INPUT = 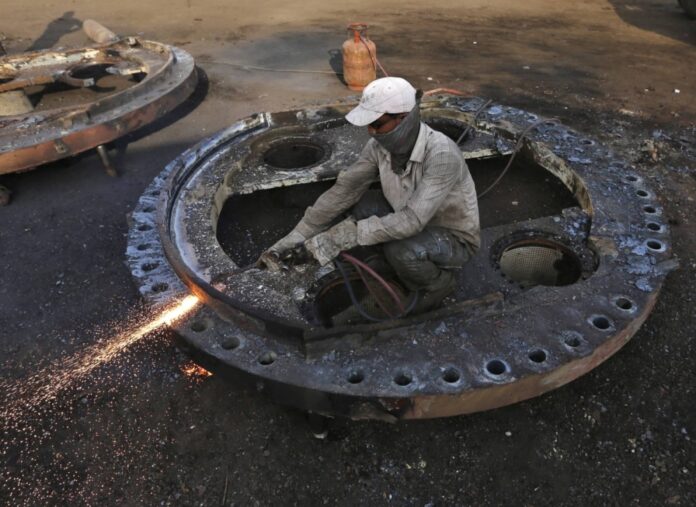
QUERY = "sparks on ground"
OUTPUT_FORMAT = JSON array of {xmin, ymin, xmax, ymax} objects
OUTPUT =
[
  {"xmin": 0, "ymin": 294, "xmax": 200, "ymax": 425},
  {"xmin": 180, "ymin": 361, "xmax": 214, "ymax": 380}
]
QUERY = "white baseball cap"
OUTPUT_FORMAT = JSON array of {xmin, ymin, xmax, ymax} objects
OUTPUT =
[{"xmin": 345, "ymin": 77, "xmax": 417, "ymax": 126}]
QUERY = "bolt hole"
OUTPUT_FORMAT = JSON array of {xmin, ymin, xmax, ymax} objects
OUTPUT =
[
  {"xmin": 615, "ymin": 297, "xmax": 634, "ymax": 311},
  {"xmin": 348, "ymin": 371, "xmax": 364, "ymax": 384},
  {"xmin": 137, "ymin": 224, "xmax": 153, "ymax": 231},
  {"xmin": 581, "ymin": 138, "xmax": 594, "ymax": 145},
  {"xmin": 151, "ymin": 283, "xmax": 168, "ymax": 293},
  {"xmin": 591, "ymin": 315, "xmax": 612, "ymax": 331},
  {"xmin": 565, "ymin": 335, "xmax": 581, "ymax": 348},
  {"xmin": 258, "ymin": 351, "xmax": 277, "ymax": 365},
  {"xmin": 544, "ymin": 121, "xmax": 556, "ymax": 127},
  {"xmin": 142, "ymin": 206, "xmax": 155, "ymax": 213},
  {"xmin": 644, "ymin": 205, "xmax": 657, "ymax": 214},
  {"xmin": 263, "ymin": 138, "xmax": 327, "ymax": 170},
  {"xmin": 625, "ymin": 175, "xmax": 639, "ymax": 182},
  {"xmin": 646, "ymin": 240, "xmax": 664, "ymax": 251},
  {"xmin": 636, "ymin": 189, "xmax": 649, "ymax": 198},
  {"xmin": 191, "ymin": 321, "xmax": 207, "ymax": 332},
  {"xmin": 136, "ymin": 243, "xmax": 150, "ymax": 251},
  {"xmin": 528, "ymin": 349, "xmax": 547, "ymax": 363},
  {"xmin": 394, "ymin": 373, "xmax": 412, "ymax": 386},
  {"xmin": 646, "ymin": 222, "xmax": 662, "ymax": 232},
  {"xmin": 486, "ymin": 359, "xmax": 507, "ymax": 376},
  {"xmin": 442, "ymin": 368, "xmax": 461, "ymax": 383},
  {"xmin": 220, "ymin": 336, "xmax": 240, "ymax": 350},
  {"xmin": 141, "ymin": 262, "xmax": 158, "ymax": 272}
]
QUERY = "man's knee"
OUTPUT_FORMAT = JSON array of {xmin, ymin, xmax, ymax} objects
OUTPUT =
[{"xmin": 383, "ymin": 237, "xmax": 425, "ymax": 270}]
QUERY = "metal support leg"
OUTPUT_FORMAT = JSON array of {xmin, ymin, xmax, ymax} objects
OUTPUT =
[
  {"xmin": 96, "ymin": 144, "xmax": 117, "ymax": 177},
  {"xmin": 0, "ymin": 183, "xmax": 11, "ymax": 206},
  {"xmin": 307, "ymin": 412, "xmax": 329, "ymax": 439}
]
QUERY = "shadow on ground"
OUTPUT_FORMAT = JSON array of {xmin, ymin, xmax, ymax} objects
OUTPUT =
[
  {"xmin": 608, "ymin": 0, "xmax": 696, "ymax": 44},
  {"xmin": 26, "ymin": 11, "xmax": 83, "ymax": 51}
]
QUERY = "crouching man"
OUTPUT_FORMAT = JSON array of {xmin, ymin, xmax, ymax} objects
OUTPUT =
[{"xmin": 258, "ymin": 77, "xmax": 480, "ymax": 314}]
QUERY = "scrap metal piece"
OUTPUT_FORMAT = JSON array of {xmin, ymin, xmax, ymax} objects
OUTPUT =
[
  {"xmin": 127, "ymin": 96, "xmax": 676, "ymax": 419},
  {"xmin": 0, "ymin": 37, "xmax": 197, "ymax": 174},
  {"xmin": 0, "ymin": 39, "xmax": 33, "ymax": 118}
]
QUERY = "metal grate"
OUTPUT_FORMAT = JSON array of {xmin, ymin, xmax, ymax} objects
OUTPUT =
[{"xmin": 500, "ymin": 243, "xmax": 581, "ymax": 288}]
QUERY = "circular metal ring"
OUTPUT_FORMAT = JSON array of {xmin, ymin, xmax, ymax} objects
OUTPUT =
[{"xmin": 127, "ymin": 95, "xmax": 675, "ymax": 420}]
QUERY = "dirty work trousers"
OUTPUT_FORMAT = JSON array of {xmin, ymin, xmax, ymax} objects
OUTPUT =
[{"xmin": 351, "ymin": 190, "xmax": 471, "ymax": 295}]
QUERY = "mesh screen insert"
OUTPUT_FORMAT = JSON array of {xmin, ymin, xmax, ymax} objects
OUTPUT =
[{"xmin": 499, "ymin": 243, "xmax": 581, "ymax": 288}]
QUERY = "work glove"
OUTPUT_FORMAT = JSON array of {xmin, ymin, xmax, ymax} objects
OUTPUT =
[
  {"xmin": 304, "ymin": 218, "xmax": 358, "ymax": 266},
  {"xmin": 256, "ymin": 229, "xmax": 306, "ymax": 271}
]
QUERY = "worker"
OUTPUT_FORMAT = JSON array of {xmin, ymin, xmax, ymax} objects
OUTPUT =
[{"xmin": 258, "ymin": 77, "xmax": 480, "ymax": 314}]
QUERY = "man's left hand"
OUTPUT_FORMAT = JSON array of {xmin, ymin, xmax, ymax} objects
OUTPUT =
[{"xmin": 304, "ymin": 218, "xmax": 358, "ymax": 266}]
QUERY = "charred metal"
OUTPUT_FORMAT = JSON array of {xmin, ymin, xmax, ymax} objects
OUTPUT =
[{"xmin": 126, "ymin": 95, "xmax": 676, "ymax": 420}]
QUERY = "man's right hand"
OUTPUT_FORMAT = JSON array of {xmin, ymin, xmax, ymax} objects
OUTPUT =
[{"xmin": 256, "ymin": 229, "xmax": 306, "ymax": 271}]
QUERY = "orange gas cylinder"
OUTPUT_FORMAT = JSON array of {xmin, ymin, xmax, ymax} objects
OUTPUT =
[{"xmin": 342, "ymin": 23, "xmax": 377, "ymax": 91}]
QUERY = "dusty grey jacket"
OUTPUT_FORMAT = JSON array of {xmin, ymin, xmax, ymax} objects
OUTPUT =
[{"xmin": 295, "ymin": 123, "xmax": 481, "ymax": 252}]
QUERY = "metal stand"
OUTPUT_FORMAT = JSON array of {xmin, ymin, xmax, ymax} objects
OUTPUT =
[{"xmin": 96, "ymin": 144, "xmax": 118, "ymax": 177}]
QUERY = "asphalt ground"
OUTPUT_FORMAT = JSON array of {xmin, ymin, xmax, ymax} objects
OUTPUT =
[{"xmin": 1, "ymin": 1, "xmax": 695, "ymax": 505}]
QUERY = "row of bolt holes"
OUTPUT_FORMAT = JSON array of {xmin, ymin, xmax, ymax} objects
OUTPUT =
[
  {"xmin": 625, "ymin": 175, "xmax": 667, "ymax": 251},
  {"xmin": 189, "ymin": 296, "xmax": 637, "ymax": 387},
  {"xmin": 135, "ymin": 201, "xmax": 159, "ymax": 284},
  {"xmin": 135, "ymin": 205, "xmax": 159, "ymax": 279},
  {"xmin": 135, "ymin": 202, "xmax": 158, "ymax": 274}
]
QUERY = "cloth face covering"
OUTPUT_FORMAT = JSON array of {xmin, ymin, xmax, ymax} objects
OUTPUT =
[{"xmin": 370, "ymin": 106, "xmax": 421, "ymax": 174}]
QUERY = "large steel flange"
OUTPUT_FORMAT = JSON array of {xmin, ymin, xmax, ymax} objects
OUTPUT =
[
  {"xmin": 0, "ymin": 38, "xmax": 197, "ymax": 173},
  {"xmin": 127, "ymin": 95, "xmax": 676, "ymax": 420}
]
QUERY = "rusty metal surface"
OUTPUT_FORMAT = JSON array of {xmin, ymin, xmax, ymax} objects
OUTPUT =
[
  {"xmin": 126, "ymin": 96, "xmax": 676, "ymax": 420},
  {"xmin": 0, "ymin": 38, "xmax": 197, "ymax": 174}
]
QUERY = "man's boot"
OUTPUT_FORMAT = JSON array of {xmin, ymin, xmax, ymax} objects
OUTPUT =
[{"xmin": 408, "ymin": 270, "xmax": 457, "ymax": 315}]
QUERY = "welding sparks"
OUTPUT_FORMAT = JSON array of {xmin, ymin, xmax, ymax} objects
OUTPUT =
[
  {"xmin": 180, "ymin": 361, "xmax": 214, "ymax": 381},
  {"xmin": 0, "ymin": 294, "xmax": 200, "ymax": 426},
  {"xmin": 0, "ymin": 294, "xmax": 200, "ymax": 501}
]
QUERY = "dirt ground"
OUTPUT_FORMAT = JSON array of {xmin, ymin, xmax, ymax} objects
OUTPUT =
[{"xmin": 1, "ymin": 0, "xmax": 695, "ymax": 505}]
